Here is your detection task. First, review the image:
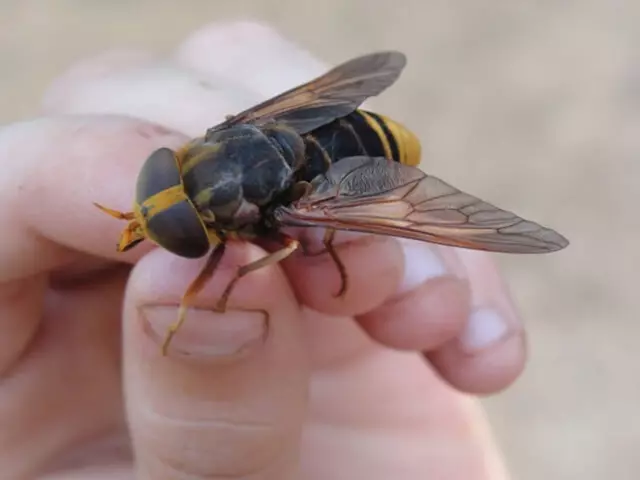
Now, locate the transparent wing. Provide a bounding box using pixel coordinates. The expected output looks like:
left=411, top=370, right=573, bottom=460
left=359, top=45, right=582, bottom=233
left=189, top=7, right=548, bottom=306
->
left=274, top=156, right=569, bottom=253
left=206, top=51, right=406, bottom=136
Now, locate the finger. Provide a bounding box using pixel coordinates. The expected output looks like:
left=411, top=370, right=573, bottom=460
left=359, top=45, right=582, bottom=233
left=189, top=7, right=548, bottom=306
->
left=0, top=267, right=128, bottom=478
left=123, top=244, right=308, bottom=479
left=298, top=312, right=511, bottom=480
left=0, top=34, right=290, bottom=477
left=0, top=275, right=46, bottom=375
left=0, top=67, right=199, bottom=476
left=426, top=249, right=527, bottom=394
left=293, top=235, right=522, bottom=396
left=287, top=232, right=408, bottom=316
left=174, top=20, right=328, bottom=98
left=356, top=240, right=473, bottom=352
left=42, top=48, right=157, bottom=112
left=0, top=114, right=188, bottom=415
left=42, top=49, right=262, bottom=137
left=0, top=114, right=189, bottom=280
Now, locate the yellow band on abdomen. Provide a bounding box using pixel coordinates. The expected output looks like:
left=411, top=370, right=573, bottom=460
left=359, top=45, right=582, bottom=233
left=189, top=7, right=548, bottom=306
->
left=372, top=113, right=422, bottom=167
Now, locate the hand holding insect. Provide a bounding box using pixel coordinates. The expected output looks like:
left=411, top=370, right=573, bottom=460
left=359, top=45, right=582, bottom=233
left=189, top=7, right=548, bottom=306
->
left=0, top=20, right=561, bottom=479
left=95, top=48, right=566, bottom=356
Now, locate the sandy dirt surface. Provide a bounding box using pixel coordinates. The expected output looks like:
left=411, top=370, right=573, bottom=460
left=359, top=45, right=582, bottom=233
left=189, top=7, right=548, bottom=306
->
left=1, top=1, right=636, bottom=479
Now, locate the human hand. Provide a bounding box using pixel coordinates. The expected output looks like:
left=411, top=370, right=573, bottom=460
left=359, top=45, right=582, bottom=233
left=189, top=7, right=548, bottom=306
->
left=0, top=21, right=525, bottom=479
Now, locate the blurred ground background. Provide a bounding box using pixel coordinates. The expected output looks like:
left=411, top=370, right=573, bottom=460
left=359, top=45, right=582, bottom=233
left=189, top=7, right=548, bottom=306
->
left=1, top=1, right=637, bottom=479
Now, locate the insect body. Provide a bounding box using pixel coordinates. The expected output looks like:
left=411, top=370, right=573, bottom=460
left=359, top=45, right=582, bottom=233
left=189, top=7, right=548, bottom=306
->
left=95, top=51, right=569, bottom=355
left=301, top=108, right=422, bottom=179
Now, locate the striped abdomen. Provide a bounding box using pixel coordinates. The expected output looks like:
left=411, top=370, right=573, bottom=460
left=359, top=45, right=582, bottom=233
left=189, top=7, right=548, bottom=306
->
left=300, top=109, right=421, bottom=181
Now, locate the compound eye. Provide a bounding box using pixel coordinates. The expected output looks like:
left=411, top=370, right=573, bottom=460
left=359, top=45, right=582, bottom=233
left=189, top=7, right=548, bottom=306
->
left=136, top=147, right=182, bottom=204
left=146, top=199, right=210, bottom=258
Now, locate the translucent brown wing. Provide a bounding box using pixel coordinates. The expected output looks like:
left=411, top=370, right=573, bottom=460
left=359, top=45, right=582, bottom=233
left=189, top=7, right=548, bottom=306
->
left=274, top=156, right=569, bottom=253
left=205, top=51, right=406, bottom=136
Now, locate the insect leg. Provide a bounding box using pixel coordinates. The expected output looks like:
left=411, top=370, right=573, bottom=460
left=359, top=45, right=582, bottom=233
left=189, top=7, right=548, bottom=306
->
left=161, top=241, right=227, bottom=355
left=323, top=228, right=348, bottom=297
left=214, top=234, right=300, bottom=313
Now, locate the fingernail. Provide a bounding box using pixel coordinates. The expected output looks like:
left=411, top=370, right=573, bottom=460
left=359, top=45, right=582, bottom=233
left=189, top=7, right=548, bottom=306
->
left=398, top=238, right=447, bottom=293
left=458, top=307, right=510, bottom=353
left=140, top=306, right=267, bottom=358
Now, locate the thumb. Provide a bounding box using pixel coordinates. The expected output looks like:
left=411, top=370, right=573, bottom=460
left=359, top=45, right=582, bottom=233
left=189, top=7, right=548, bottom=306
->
left=122, top=244, right=309, bottom=479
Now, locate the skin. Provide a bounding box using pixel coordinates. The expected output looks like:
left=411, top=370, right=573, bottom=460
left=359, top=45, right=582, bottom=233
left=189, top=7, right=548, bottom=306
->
left=0, top=21, right=527, bottom=480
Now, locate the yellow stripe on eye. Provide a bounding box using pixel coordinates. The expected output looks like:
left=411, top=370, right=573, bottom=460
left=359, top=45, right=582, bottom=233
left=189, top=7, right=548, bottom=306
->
left=138, top=185, right=186, bottom=220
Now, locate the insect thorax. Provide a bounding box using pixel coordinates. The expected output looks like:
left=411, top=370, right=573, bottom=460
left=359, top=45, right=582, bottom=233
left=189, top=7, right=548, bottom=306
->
left=181, top=123, right=306, bottom=232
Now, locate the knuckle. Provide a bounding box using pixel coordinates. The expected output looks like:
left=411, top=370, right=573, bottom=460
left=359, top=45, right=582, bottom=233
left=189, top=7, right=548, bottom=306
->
left=136, top=411, right=293, bottom=478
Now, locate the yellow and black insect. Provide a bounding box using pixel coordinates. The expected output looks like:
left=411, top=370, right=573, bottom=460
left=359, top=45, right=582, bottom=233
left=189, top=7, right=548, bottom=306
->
left=95, top=51, right=569, bottom=354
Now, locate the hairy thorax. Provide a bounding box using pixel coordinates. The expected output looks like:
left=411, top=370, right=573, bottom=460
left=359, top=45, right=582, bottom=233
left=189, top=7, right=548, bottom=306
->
left=180, top=123, right=306, bottom=233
